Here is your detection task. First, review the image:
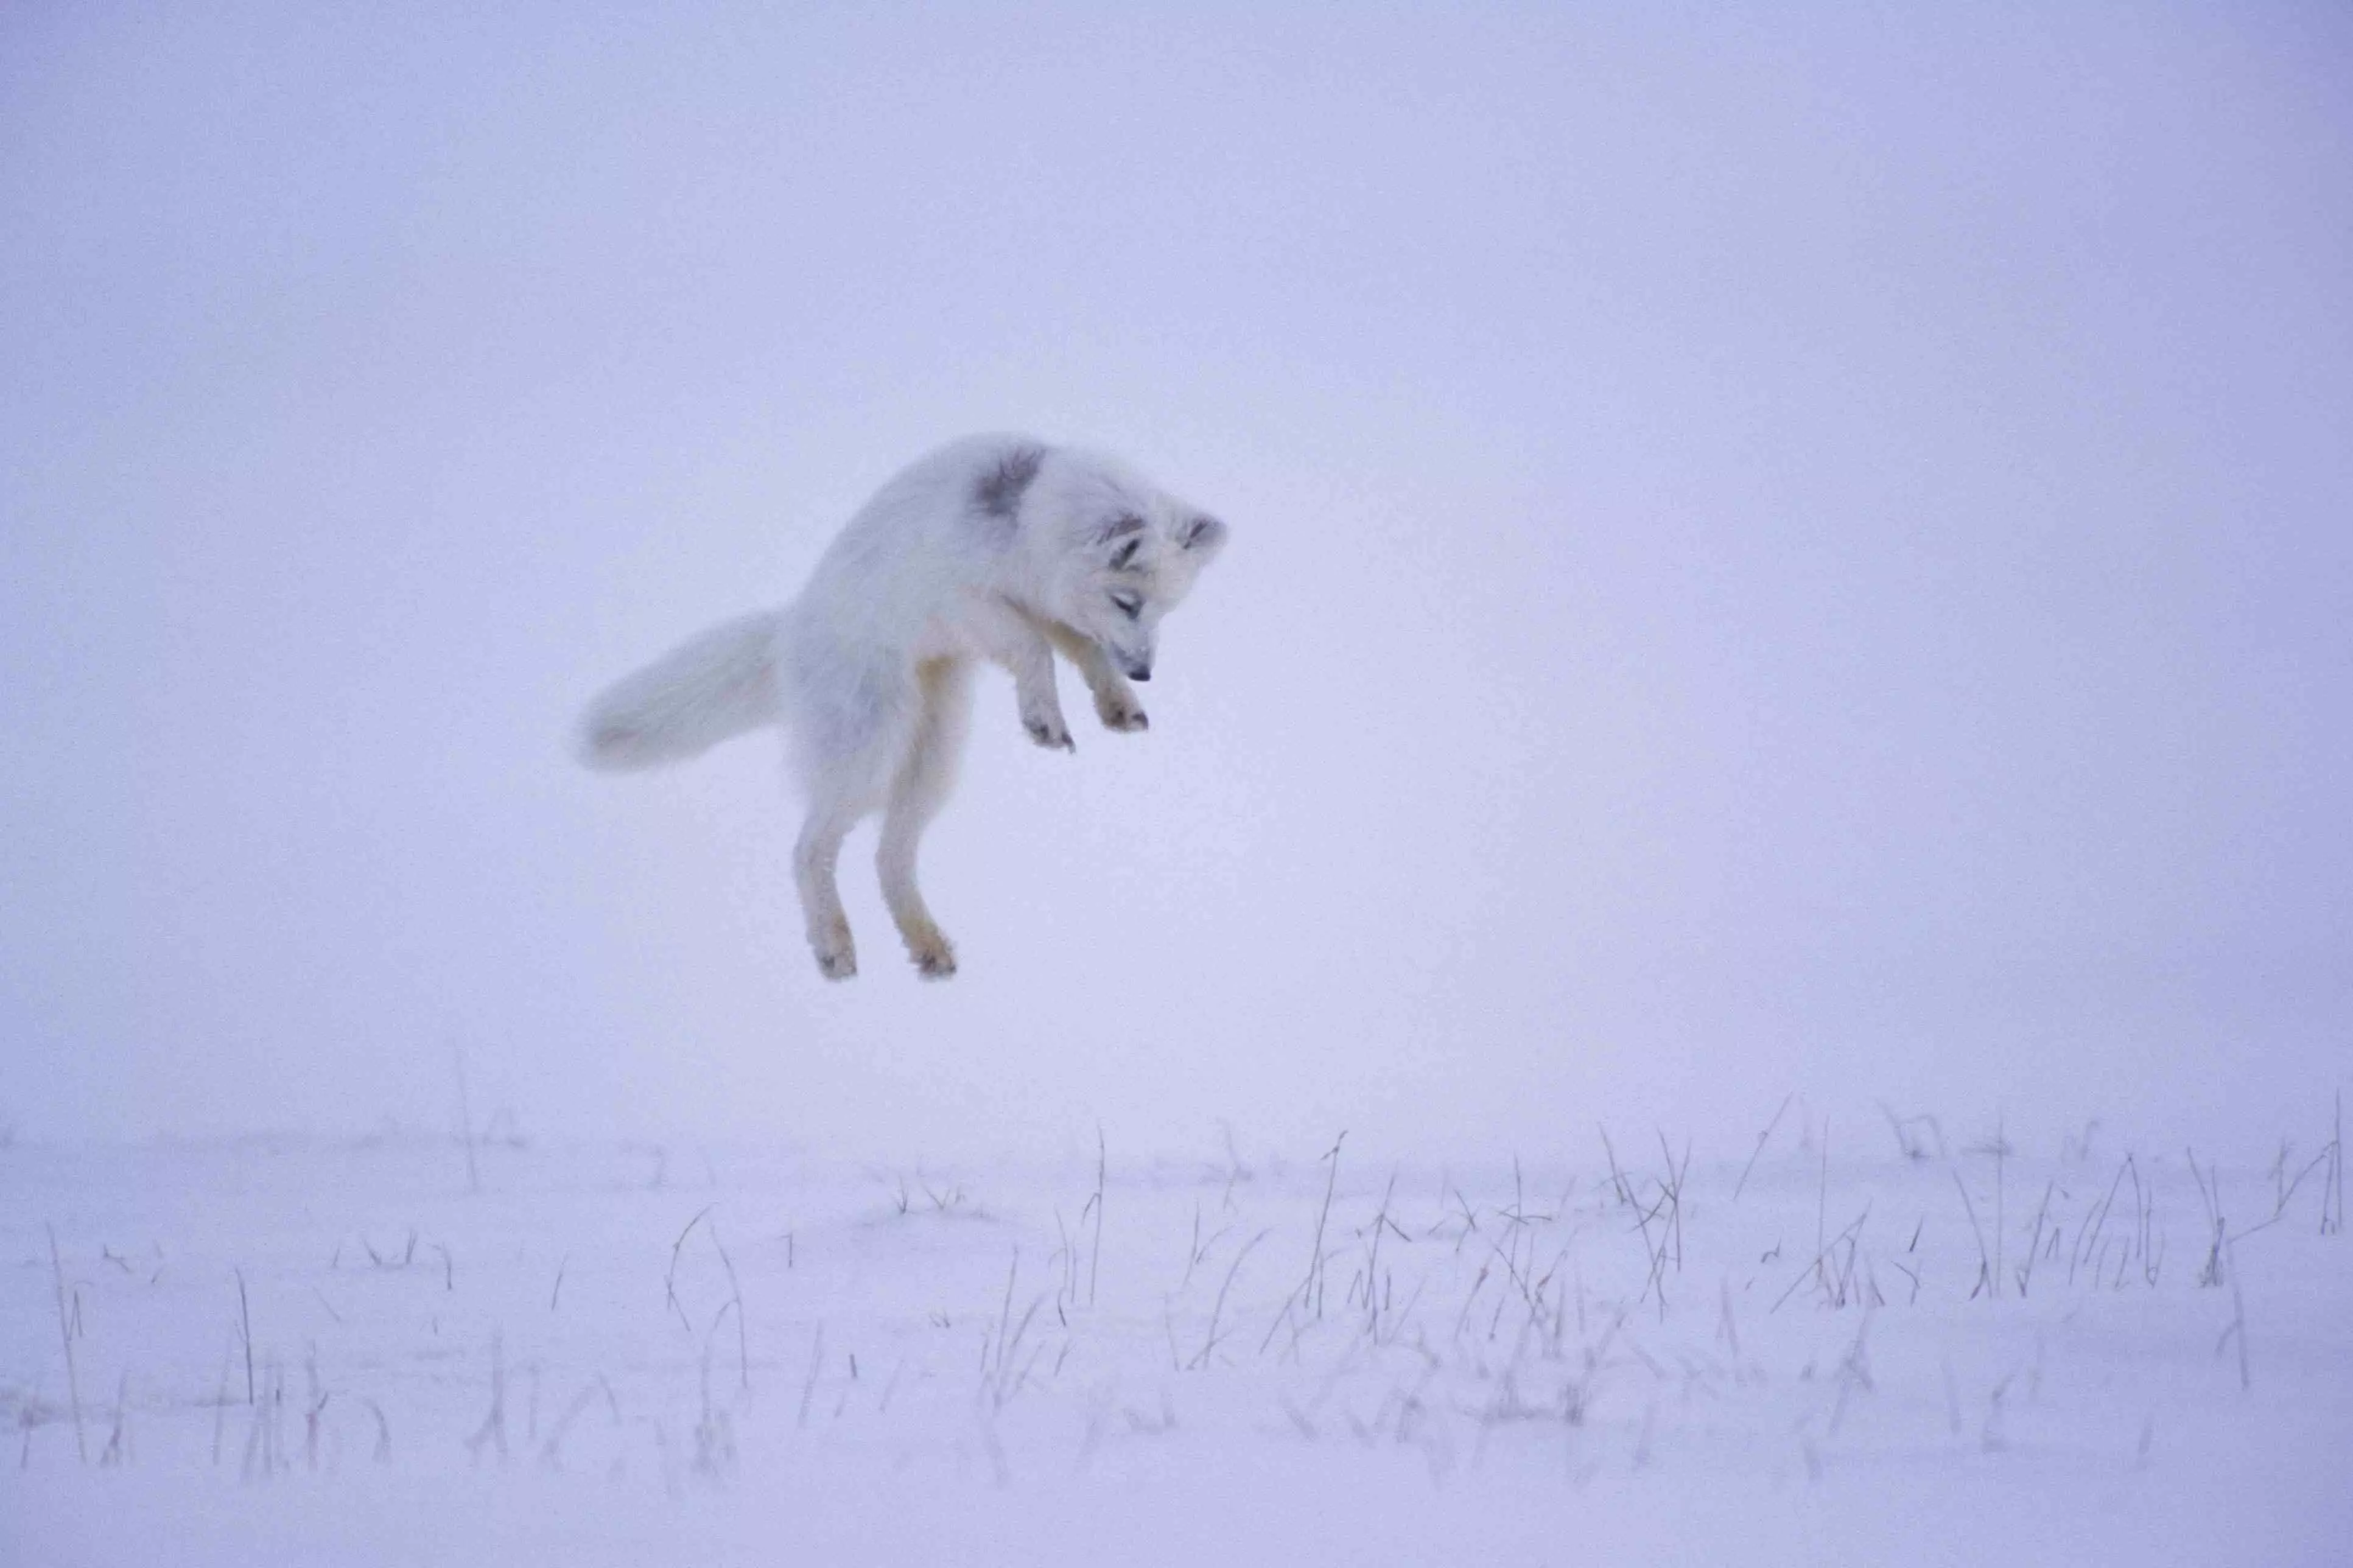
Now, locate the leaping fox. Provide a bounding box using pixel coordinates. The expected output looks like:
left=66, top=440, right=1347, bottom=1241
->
left=578, top=435, right=1229, bottom=981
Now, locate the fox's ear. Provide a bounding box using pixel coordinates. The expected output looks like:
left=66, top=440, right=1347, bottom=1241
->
left=1179, top=514, right=1227, bottom=559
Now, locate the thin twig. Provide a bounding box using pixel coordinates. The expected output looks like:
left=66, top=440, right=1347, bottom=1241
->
left=710, top=1220, right=749, bottom=1391
left=1952, top=1167, right=1993, bottom=1301
left=1299, top=1133, right=1345, bottom=1321
left=47, top=1226, right=86, bottom=1464
left=1190, top=1230, right=1271, bottom=1370
left=1089, top=1126, right=1106, bottom=1308
left=1733, top=1094, right=1793, bottom=1202
left=454, top=1045, right=480, bottom=1195
left=798, top=1325, right=825, bottom=1428
left=665, top=1204, right=715, bottom=1328
left=236, top=1267, right=255, bottom=1403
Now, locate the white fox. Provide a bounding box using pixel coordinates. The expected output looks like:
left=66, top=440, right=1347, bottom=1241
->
left=578, top=435, right=1229, bottom=981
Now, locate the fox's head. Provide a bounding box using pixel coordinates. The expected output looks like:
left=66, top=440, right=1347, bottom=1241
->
left=1070, top=509, right=1227, bottom=682
left=1033, top=457, right=1228, bottom=682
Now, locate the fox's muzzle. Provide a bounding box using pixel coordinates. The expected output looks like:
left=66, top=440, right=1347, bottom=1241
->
left=1123, top=659, right=1151, bottom=681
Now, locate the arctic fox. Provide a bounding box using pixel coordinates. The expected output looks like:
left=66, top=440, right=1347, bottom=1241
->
left=577, top=435, right=1229, bottom=981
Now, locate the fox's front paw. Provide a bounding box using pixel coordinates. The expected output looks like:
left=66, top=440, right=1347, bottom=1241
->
left=1096, top=695, right=1149, bottom=732
left=1023, top=713, right=1075, bottom=752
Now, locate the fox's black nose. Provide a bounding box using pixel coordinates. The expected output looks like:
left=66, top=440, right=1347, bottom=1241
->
left=1126, top=663, right=1151, bottom=682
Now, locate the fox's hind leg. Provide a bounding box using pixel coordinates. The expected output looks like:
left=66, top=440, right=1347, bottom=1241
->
left=784, top=646, right=916, bottom=981
left=794, top=800, right=863, bottom=981
left=878, top=659, right=973, bottom=979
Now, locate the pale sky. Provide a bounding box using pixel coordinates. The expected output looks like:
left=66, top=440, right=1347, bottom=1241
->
left=5, top=4, right=2349, bottom=1163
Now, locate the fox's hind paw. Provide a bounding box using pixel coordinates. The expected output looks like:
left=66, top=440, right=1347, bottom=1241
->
left=1098, top=698, right=1149, bottom=732
left=909, top=936, right=957, bottom=980
left=812, top=939, right=857, bottom=981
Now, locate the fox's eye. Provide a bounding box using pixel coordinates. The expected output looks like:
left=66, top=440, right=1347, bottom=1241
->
left=1110, top=592, right=1143, bottom=621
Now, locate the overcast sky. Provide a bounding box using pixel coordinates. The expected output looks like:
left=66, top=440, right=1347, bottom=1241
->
left=5, top=4, right=2349, bottom=1164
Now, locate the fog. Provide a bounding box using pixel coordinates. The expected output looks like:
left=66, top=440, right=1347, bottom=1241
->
left=5, top=4, right=2349, bottom=1163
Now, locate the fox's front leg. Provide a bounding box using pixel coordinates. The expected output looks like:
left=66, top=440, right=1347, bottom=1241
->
left=998, top=621, right=1075, bottom=751
left=1040, top=620, right=1148, bottom=733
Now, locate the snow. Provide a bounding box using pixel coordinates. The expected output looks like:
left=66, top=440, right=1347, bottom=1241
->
left=4, top=1118, right=2348, bottom=1566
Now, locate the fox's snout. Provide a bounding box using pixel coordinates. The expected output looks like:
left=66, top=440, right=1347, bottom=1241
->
left=1124, top=660, right=1152, bottom=682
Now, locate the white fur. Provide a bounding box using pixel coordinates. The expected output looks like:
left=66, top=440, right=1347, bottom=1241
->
left=578, top=435, right=1229, bottom=980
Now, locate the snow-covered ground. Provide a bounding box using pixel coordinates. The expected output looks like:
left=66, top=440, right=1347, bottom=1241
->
left=4, top=1110, right=2347, bottom=1566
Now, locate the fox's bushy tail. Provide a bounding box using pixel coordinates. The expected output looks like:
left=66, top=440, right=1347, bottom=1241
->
left=576, top=609, right=784, bottom=771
